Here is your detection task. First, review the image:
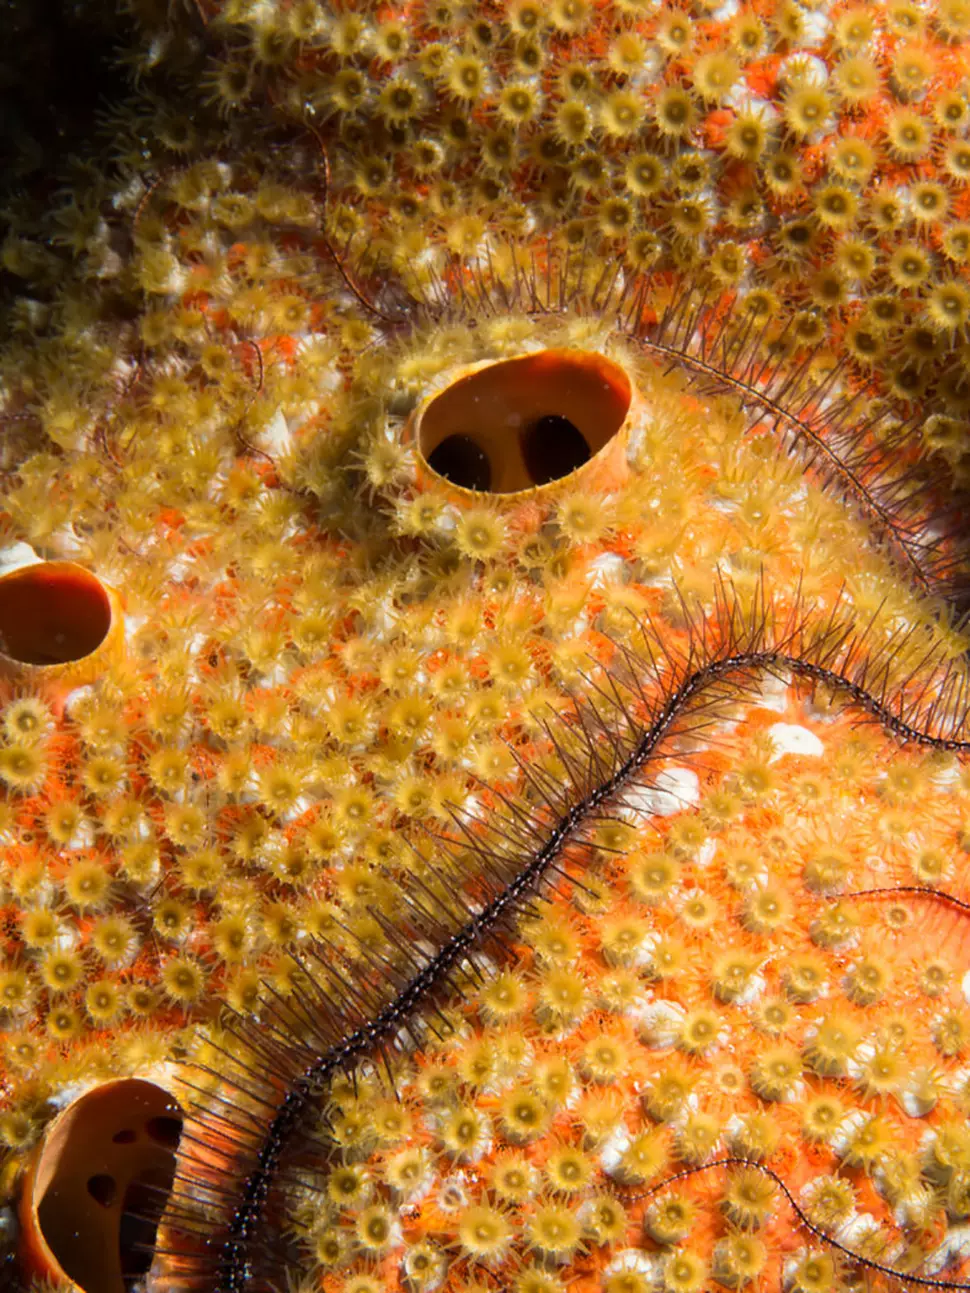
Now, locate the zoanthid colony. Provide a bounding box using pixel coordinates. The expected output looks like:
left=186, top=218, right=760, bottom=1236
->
left=0, top=1, right=969, bottom=1292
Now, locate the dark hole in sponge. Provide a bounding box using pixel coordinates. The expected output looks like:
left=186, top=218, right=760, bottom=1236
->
left=144, top=1116, right=182, bottom=1150
left=427, top=434, right=492, bottom=492
left=87, top=1175, right=116, bottom=1208
left=521, top=414, right=591, bottom=486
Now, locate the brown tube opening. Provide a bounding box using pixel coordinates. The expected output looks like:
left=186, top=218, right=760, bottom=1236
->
left=0, top=562, right=113, bottom=666
left=24, top=1080, right=183, bottom=1293
left=415, top=349, right=632, bottom=494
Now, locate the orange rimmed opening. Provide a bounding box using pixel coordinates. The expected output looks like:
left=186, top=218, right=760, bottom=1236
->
left=0, top=561, right=124, bottom=695
left=0, top=563, right=112, bottom=665
left=412, top=349, right=632, bottom=495
left=19, top=1080, right=183, bottom=1293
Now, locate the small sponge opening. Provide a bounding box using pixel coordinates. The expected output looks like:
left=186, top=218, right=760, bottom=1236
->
left=416, top=349, right=631, bottom=494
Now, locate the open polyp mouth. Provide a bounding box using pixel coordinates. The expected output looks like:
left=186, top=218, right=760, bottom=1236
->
left=416, top=349, right=632, bottom=494
left=24, top=1080, right=183, bottom=1293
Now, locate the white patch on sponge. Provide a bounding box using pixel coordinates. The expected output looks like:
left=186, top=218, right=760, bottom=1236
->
left=767, top=722, right=824, bottom=760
